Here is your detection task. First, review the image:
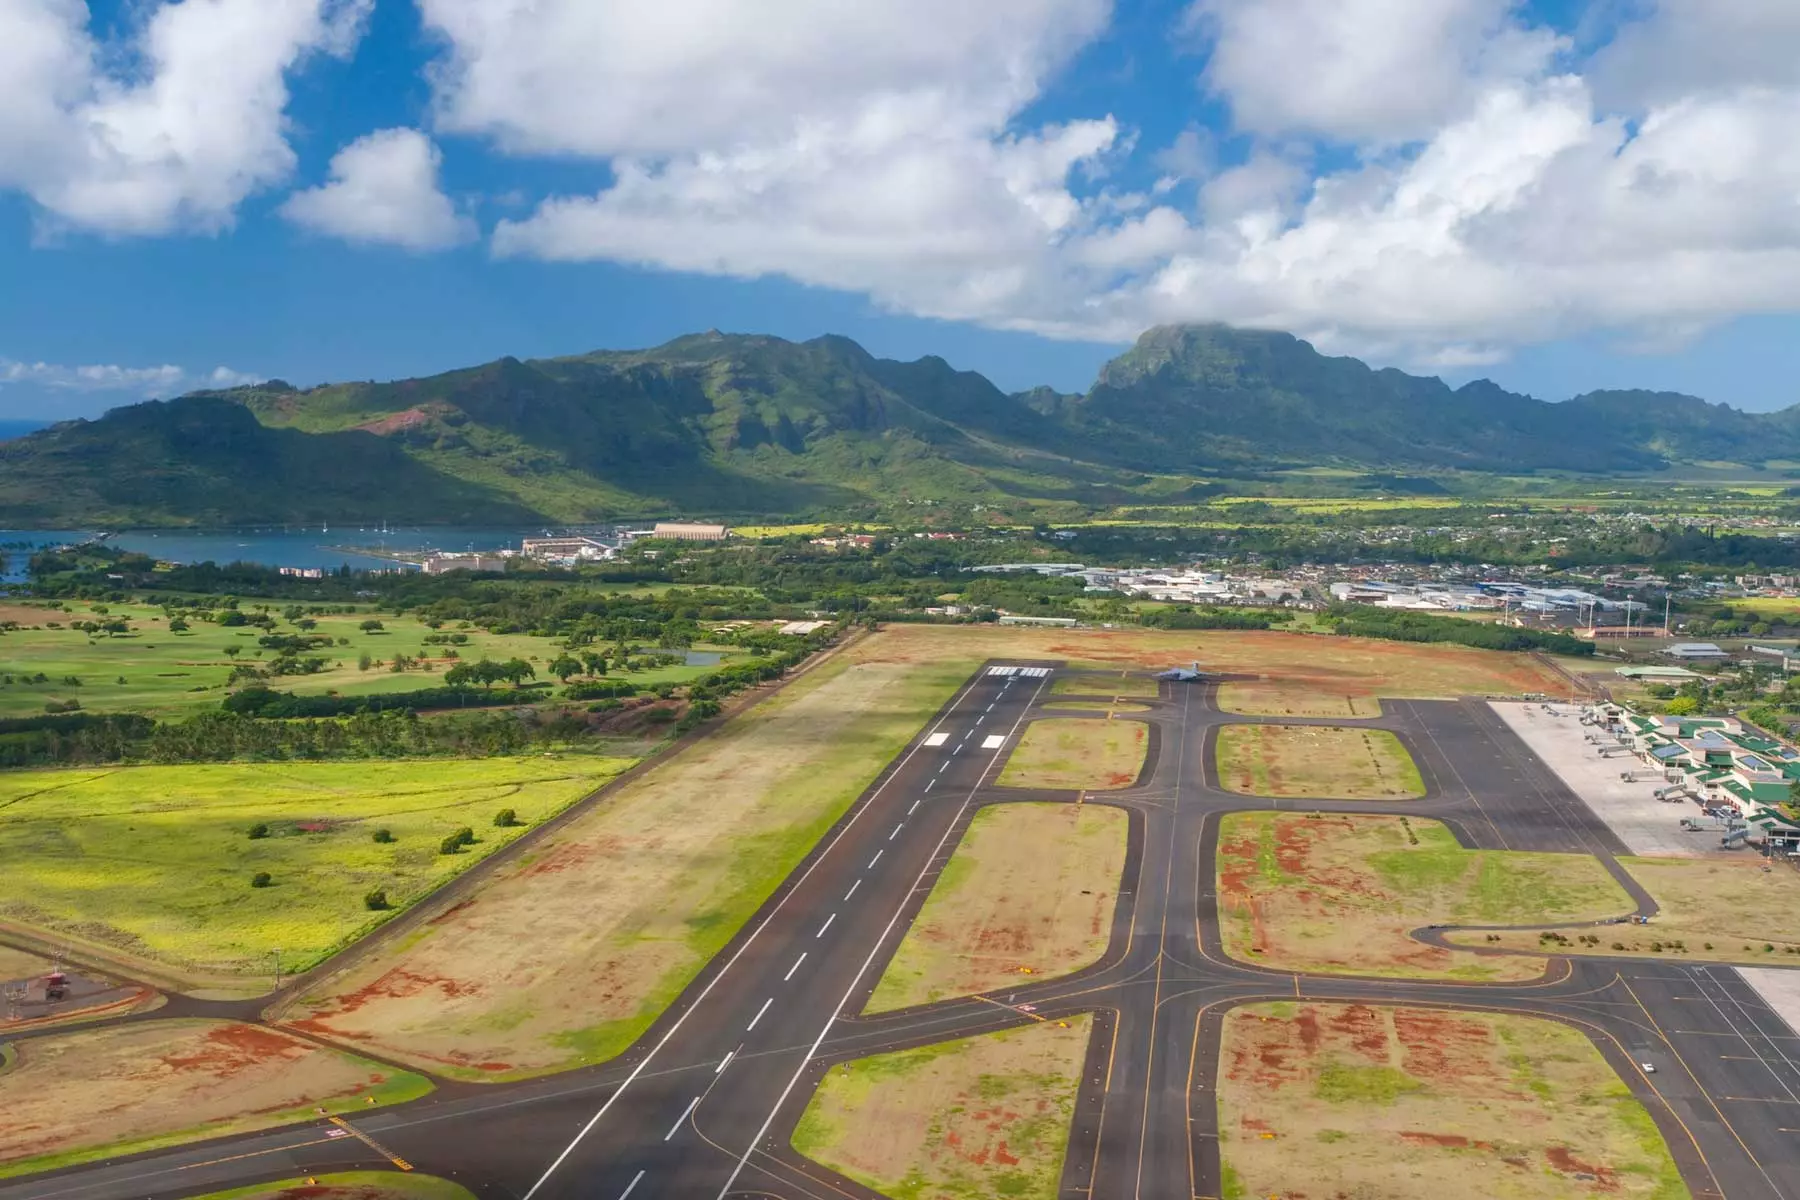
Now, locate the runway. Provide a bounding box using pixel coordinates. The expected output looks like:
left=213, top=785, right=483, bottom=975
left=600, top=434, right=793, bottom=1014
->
left=7, top=664, right=1800, bottom=1200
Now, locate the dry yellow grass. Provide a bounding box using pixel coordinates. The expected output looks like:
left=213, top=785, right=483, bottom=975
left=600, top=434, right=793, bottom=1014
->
left=0, top=944, right=51, bottom=982
left=277, top=646, right=983, bottom=1081
left=1216, top=683, right=1382, bottom=719
left=1218, top=1003, right=1687, bottom=1200
left=998, top=719, right=1148, bottom=791
left=0, top=1019, right=431, bottom=1179
left=1050, top=670, right=1159, bottom=698
left=866, top=804, right=1126, bottom=1012
left=1216, top=724, right=1425, bottom=799
left=1216, top=813, right=1630, bottom=982
left=794, top=1016, right=1093, bottom=1200
left=1448, top=854, right=1800, bottom=964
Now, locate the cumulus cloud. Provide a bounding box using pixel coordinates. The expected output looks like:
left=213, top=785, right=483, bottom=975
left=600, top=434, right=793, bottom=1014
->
left=282, top=128, right=473, bottom=250
left=0, top=0, right=371, bottom=235
left=0, top=359, right=259, bottom=395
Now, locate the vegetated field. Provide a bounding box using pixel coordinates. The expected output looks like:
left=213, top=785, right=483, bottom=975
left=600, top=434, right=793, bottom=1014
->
left=276, top=642, right=986, bottom=1081
left=1050, top=670, right=1160, bottom=698
left=1217, top=1002, right=1687, bottom=1200
left=0, top=600, right=734, bottom=719
left=794, top=1016, right=1092, bottom=1200
left=998, top=719, right=1147, bottom=791
left=1216, top=813, right=1631, bottom=981
left=866, top=804, right=1127, bottom=1013
left=1449, top=854, right=1800, bottom=965
left=1043, top=700, right=1151, bottom=714
left=0, top=943, right=51, bottom=982
left=861, top=624, right=1567, bottom=702
left=1215, top=684, right=1381, bottom=719
left=185, top=1173, right=475, bottom=1200
left=0, top=1019, right=431, bottom=1180
left=1216, top=724, right=1425, bottom=800
left=0, top=758, right=630, bottom=990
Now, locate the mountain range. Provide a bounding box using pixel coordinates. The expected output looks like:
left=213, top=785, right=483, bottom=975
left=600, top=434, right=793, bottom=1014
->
left=2, top=324, right=1795, bottom=526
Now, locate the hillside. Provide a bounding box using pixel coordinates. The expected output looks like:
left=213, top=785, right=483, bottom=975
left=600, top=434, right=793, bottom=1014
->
left=1, top=325, right=1796, bottom=526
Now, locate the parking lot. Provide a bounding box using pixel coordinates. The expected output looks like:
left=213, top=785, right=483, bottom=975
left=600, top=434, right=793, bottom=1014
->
left=1489, top=702, right=1714, bottom=857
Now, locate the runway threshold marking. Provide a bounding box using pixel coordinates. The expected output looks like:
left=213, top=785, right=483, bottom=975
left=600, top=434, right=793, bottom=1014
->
left=664, top=1097, right=701, bottom=1142
left=924, top=732, right=949, bottom=747
left=617, top=1170, right=646, bottom=1199
left=747, top=998, right=773, bottom=1031
left=785, top=952, right=807, bottom=981
left=325, top=1116, right=412, bottom=1171
left=981, top=734, right=1006, bottom=750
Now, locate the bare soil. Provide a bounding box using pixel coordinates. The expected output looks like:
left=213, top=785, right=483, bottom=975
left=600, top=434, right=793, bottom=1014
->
left=866, top=804, right=1127, bottom=1012
left=1218, top=1002, right=1687, bottom=1200
left=1216, top=683, right=1382, bottom=719
left=0, top=1019, right=428, bottom=1176
left=794, top=1016, right=1092, bottom=1200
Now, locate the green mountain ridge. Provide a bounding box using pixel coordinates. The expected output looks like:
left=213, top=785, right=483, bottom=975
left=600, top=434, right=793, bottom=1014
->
left=3, top=324, right=1796, bottom=526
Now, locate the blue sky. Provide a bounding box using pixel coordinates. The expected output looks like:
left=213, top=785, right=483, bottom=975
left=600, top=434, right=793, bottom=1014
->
left=3, top=0, right=1798, bottom=419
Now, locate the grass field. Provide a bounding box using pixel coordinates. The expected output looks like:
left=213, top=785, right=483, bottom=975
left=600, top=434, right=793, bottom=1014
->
left=1215, top=684, right=1382, bottom=719
left=0, top=758, right=632, bottom=989
left=998, top=719, right=1148, bottom=791
left=185, top=1173, right=476, bottom=1200
left=793, top=1016, right=1092, bottom=1200
left=0, top=600, right=733, bottom=719
left=1050, top=670, right=1160, bottom=698
left=1218, top=1002, right=1687, bottom=1200
left=0, top=944, right=50, bottom=982
left=866, top=804, right=1127, bottom=1012
left=275, top=641, right=986, bottom=1081
left=1216, top=724, right=1425, bottom=799
left=838, top=626, right=1571, bottom=705
left=1216, top=813, right=1631, bottom=981
left=0, top=1019, right=431, bottom=1180
left=1449, top=855, right=1800, bottom=965
left=1043, top=700, right=1152, bottom=713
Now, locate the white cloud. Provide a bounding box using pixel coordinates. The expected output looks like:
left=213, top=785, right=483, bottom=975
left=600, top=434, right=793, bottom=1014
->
left=1590, top=0, right=1800, bottom=109
left=1184, top=0, right=1563, bottom=143
left=282, top=128, right=473, bottom=250
left=0, top=358, right=258, bottom=395
left=0, top=0, right=371, bottom=235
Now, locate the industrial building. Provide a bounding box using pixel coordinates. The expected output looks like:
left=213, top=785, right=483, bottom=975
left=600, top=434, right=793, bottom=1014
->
left=652, top=522, right=730, bottom=542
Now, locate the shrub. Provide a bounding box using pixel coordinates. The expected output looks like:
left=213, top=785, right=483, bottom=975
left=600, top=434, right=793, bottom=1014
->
left=372, top=828, right=395, bottom=844
left=1612, top=942, right=1626, bottom=951
left=250, top=872, right=273, bottom=888
left=248, top=822, right=270, bottom=840
left=439, top=833, right=465, bottom=855
left=364, top=888, right=390, bottom=911
left=494, top=808, right=519, bottom=828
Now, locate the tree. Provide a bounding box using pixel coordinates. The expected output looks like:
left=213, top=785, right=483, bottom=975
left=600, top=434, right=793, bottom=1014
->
left=250, top=872, right=273, bottom=888
left=550, top=654, right=582, bottom=683
left=372, top=827, right=395, bottom=844
left=494, top=807, right=519, bottom=827
left=358, top=652, right=373, bottom=672
left=360, top=619, right=385, bottom=633
left=1665, top=696, right=1700, bottom=716
left=223, top=645, right=241, bottom=658
left=168, top=616, right=190, bottom=634
left=364, top=888, right=390, bottom=911
left=581, top=651, right=607, bottom=676
left=248, top=822, right=270, bottom=839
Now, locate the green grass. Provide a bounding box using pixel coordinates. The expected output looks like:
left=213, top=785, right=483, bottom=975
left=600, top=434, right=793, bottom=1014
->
left=182, top=1173, right=477, bottom=1200
left=0, top=601, right=736, bottom=719
left=997, top=718, right=1148, bottom=790
left=1314, top=1063, right=1424, bottom=1105
left=0, top=757, right=634, bottom=983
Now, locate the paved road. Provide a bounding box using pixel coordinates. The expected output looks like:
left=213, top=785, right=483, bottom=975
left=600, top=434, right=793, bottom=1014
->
left=8, top=665, right=1800, bottom=1200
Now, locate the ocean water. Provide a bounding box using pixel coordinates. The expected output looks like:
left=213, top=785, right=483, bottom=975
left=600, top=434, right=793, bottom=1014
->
left=0, top=526, right=615, bottom=583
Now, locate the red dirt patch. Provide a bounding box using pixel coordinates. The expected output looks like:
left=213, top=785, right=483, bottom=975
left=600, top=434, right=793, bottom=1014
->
left=161, top=1024, right=311, bottom=1077
left=1394, top=1009, right=1501, bottom=1092
left=1547, top=1145, right=1620, bottom=1190
left=356, top=406, right=440, bottom=436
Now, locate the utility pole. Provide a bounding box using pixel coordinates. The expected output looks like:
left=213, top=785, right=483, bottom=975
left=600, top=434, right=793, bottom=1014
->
left=273, top=948, right=282, bottom=992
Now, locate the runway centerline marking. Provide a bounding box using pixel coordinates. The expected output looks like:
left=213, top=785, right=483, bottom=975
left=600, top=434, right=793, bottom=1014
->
left=715, top=1047, right=738, bottom=1075
left=515, top=666, right=1001, bottom=1200
left=747, top=998, right=773, bottom=1031
left=711, top=668, right=1053, bottom=1200
left=890, top=823, right=904, bottom=840
left=817, top=913, right=837, bottom=938
left=618, top=1170, right=646, bottom=1199
left=924, top=780, right=935, bottom=793
left=664, top=1097, right=700, bottom=1142
left=869, top=850, right=883, bottom=869
left=845, top=879, right=862, bottom=901
left=785, top=952, right=807, bottom=981
left=908, top=799, right=921, bottom=815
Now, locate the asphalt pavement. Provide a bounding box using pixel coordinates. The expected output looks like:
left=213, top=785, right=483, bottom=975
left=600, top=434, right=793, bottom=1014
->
left=8, top=664, right=1800, bottom=1200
